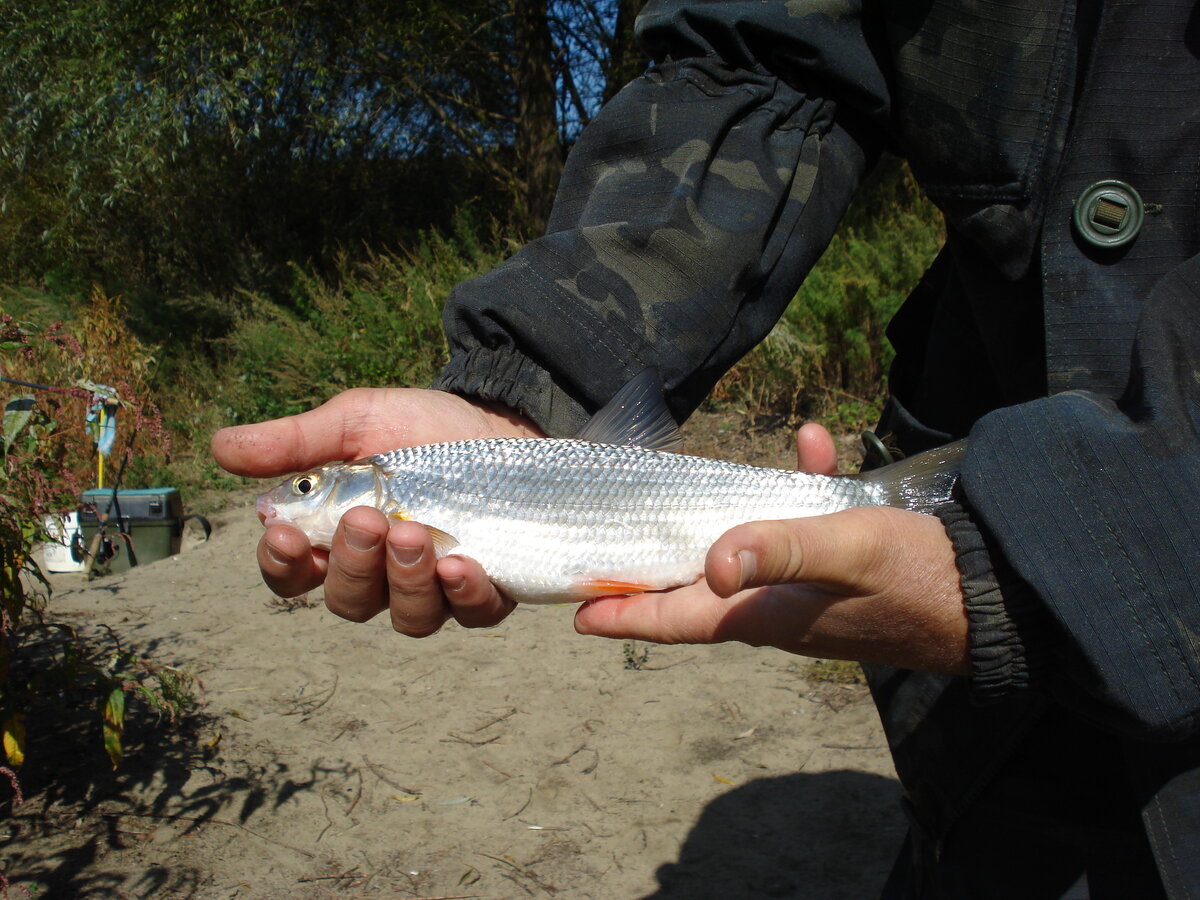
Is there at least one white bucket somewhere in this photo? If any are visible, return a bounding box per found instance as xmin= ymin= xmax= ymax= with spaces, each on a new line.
xmin=41 ymin=512 xmax=86 ymax=573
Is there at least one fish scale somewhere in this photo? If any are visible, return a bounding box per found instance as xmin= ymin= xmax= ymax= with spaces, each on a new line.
xmin=350 ymin=438 xmax=881 ymax=603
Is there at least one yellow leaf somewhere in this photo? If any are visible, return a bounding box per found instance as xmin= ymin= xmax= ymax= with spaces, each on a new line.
xmin=713 ymin=774 xmax=734 ymax=785
xmin=103 ymin=687 xmax=125 ymax=770
xmin=2 ymin=714 xmax=25 ymax=768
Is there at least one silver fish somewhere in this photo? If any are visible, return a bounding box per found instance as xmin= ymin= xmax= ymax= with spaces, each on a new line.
xmin=257 ymin=372 xmax=964 ymax=604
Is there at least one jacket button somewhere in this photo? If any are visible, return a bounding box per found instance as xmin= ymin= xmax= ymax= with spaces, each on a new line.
xmin=1073 ymin=180 xmax=1144 ymax=248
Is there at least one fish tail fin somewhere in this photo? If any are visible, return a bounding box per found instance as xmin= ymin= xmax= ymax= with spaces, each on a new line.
xmin=860 ymin=439 xmax=967 ymax=512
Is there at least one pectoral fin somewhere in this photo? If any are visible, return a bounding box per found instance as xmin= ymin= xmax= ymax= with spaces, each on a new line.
xmin=388 ymin=513 xmax=460 ymax=557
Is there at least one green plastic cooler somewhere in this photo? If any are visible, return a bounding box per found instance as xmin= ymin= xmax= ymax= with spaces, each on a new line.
xmin=78 ymin=487 xmax=184 ymax=573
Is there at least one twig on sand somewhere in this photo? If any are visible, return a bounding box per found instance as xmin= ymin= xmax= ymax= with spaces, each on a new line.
xmin=99 ymin=810 xmax=315 ymax=858
xmin=503 ymin=788 xmax=533 ymax=821
xmin=282 ymin=673 xmax=339 ymax=720
xmin=478 ymin=852 xmax=558 ymax=895
xmin=550 ymin=743 xmax=598 ymax=773
xmin=316 ymin=792 xmax=336 ymax=842
xmin=639 ymin=655 xmax=696 ymax=671
xmin=473 ymin=708 xmax=518 ymax=732
xmin=361 ymin=755 xmax=422 ymax=795
xmin=442 ymin=732 xmax=502 ymax=746
xmin=549 ymin=743 xmax=586 ymax=766
xmin=297 ymin=870 xmax=363 ymax=885
xmin=480 ymin=758 xmax=514 ymax=779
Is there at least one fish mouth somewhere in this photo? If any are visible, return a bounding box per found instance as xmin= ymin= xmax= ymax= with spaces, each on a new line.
xmin=256 ymin=495 xmax=280 ymax=527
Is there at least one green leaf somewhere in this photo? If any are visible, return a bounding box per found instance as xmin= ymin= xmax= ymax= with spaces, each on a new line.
xmin=102 ymin=686 xmax=125 ymax=769
xmin=2 ymin=395 xmax=35 ymax=453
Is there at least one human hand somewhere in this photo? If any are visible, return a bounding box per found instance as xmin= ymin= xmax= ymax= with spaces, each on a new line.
xmin=574 ymin=424 xmax=969 ymax=674
xmin=211 ymin=388 xmax=545 ymax=635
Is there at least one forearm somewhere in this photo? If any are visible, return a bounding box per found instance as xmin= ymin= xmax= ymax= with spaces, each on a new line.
xmin=434 ymin=1 xmax=888 ymax=435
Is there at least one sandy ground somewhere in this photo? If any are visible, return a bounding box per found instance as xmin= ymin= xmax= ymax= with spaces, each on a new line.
xmin=6 ymin=416 xmax=906 ymax=899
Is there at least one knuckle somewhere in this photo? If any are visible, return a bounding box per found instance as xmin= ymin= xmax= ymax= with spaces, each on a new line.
xmin=387 ymin=569 xmax=442 ymax=605
xmin=330 ymin=550 xmax=384 ymax=587
xmin=330 ymin=563 xmax=378 ymax=589
xmin=335 ymin=386 xmax=375 ymax=409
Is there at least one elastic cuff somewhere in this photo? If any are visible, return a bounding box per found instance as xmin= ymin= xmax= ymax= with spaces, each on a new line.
xmin=937 ymin=500 xmax=1050 ymax=705
xmin=432 ymin=347 xmax=590 ymax=438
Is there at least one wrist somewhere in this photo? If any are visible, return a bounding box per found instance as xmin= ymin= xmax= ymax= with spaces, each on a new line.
xmin=462 ymin=395 xmax=547 ymax=439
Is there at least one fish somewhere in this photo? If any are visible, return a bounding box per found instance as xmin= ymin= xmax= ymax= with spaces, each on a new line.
xmin=256 ymin=371 xmax=965 ymax=604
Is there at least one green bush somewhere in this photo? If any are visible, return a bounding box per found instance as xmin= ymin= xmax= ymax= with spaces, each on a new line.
xmin=0 ymin=316 xmax=193 ymax=778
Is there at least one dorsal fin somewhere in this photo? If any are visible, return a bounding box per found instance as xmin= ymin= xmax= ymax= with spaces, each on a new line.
xmin=575 ymin=369 xmax=683 ymax=452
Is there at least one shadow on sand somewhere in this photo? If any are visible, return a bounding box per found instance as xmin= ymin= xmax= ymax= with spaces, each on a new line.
xmin=643 ymin=769 xmax=907 ymax=899
xmin=0 ymin=625 xmax=330 ymax=899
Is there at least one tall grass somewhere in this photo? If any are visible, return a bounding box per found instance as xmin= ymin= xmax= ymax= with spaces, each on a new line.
xmin=214 ymin=211 xmax=510 ymax=426
xmin=0 ymin=287 xmax=170 ymax=495
xmin=218 ymin=159 xmax=943 ymax=438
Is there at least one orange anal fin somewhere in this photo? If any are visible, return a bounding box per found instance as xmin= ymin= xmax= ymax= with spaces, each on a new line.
xmin=571 ymin=578 xmax=657 ymax=600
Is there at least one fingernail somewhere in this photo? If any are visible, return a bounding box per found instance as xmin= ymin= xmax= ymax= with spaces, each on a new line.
xmin=344 ymin=524 xmax=380 ymax=552
xmin=442 ymin=575 xmax=466 ymax=593
xmin=390 ymin=543 xmax=423 ymax=567
xmin=266 ymin=542 xmax=290 ymax=567
xmin=736 ymin=550 xmax=757 ymax=588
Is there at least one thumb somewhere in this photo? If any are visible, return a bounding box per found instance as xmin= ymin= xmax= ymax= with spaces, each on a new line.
xmin=795 ymin=423 xmax=839 ymax=475
xmin=705 ymin=508 xmax=887 ymax=598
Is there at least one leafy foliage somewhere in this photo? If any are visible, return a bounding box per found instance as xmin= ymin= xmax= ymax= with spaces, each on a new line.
xmin=0 ymin=0 xmax=638 ymax=297
xmin=0 ymin=308 xmax=191 ymax=784
xmin=0 ymin=288 xmax=170 ymax=491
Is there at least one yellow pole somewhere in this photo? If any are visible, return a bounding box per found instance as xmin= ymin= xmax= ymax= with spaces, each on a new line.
xmin=97 ymin=406 xmax=105 ymax=489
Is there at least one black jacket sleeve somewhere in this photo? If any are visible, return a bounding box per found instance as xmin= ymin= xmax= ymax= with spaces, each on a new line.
xmin=432 ymin=0 xmax=889 ymax=436
xmin=960 ymin=255 xmax=1200 ymax=740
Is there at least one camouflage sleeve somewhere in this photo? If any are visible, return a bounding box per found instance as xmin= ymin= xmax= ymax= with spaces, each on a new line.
xmin=433 ymin=0 xmax=889 ymax=436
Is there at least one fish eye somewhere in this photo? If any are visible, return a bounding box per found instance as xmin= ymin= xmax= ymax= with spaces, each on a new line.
xmin=292 ymin=474 xmax=319 ymax=495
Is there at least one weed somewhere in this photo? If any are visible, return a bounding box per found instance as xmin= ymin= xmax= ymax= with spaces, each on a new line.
xmin=214 ymin=211 xmax=506 ymax=427
xmin=622 ymin=640 xmax=650 ymax=670
xmin=266 ymin=593 xmax=321 ymax=613
xmin=0 ymin=312 xmax=191 ymax=784
xmin=804 ymin=658 xmax=867 ymax=685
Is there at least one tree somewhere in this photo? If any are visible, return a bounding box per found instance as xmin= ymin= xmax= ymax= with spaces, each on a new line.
xmin=513 ymin=0 xmax=562 ymax=231
xmin=0 ymin=0 xmax=644 ymax=295
xmin=603 ymin=0 xmax=648 ymax=102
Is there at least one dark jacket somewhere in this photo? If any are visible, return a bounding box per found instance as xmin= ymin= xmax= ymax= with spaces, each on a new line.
xmin=434 ymin=1 xmax=1200 ymax=894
